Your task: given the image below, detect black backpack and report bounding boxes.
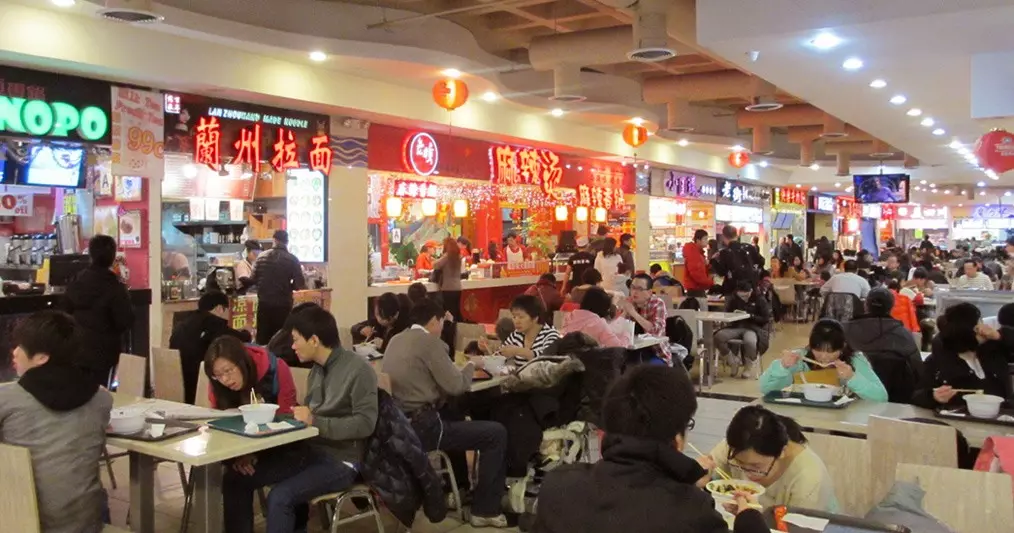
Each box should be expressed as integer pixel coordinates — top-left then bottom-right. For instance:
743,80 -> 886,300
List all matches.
728,244 -> 758,285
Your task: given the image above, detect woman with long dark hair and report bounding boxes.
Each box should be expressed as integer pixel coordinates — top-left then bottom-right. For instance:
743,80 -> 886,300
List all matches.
203,336 -> 298,413
705,406 -> 838,512
432,237 -> 463,321
760,318 -> 888,401
594,237 -> 622,291
350,292 -> 412,352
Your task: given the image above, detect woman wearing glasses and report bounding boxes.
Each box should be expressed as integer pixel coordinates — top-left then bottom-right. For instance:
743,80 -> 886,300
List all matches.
703,406 -> 838,512
203,335 -> 298,415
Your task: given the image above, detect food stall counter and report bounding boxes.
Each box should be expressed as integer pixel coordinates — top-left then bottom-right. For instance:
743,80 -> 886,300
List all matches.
366,274 -> 565,297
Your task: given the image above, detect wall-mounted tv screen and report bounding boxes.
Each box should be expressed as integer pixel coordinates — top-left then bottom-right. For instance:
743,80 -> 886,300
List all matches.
21,145 -> 86,188
853,173 -> 909,204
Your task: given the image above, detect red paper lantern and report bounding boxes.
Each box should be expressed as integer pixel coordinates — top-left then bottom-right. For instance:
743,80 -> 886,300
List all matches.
728,151 -> 750,168
432,79 -> 469,111
622,124 -> 648,148
974,129 -> 1014,175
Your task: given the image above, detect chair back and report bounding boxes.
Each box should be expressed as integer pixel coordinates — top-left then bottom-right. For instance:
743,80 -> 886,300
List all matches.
338,326 -> 354,350
895,463 -> 1014,533
194,361 -> 212,407
772,284 -> 796,309
868,416 -> 957,501
821,292 -> 862,322
552,310 -> 568,329
150,347 -> 185,403
115,353 -> 147,398
455,323 -> 486,350
0,443 -> 42,533
805,433 -> 874,516
290,367 -> 312,405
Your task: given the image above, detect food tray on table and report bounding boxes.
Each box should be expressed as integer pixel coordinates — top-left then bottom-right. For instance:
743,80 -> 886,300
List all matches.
108,422 -> 200,442
473,368 -> 493,381
763,391 -> 854,410
765,506 -> 912,532
207,415 -> 309,438
934,404 -> 1014,427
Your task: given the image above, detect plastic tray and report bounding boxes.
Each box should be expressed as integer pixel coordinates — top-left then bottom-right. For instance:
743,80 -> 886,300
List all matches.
766,506 -> 912,532
934,404 -> 1014,428
107,423 -> 199,442
763,391 -> 852,410
207,415 -> 308,438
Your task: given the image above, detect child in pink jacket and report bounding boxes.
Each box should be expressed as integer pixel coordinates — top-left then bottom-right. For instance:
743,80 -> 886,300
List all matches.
562,287 -> 632,348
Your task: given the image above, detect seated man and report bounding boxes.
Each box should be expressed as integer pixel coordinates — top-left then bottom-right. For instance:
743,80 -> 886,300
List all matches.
0,310 -> 113,533
222,307 -> 378,533
843,288 -> 924,403
820,259 -> 871,299
715,279 -> 772,379
169,291 -> 252,403
619,273 -> 672,366
953,258 -> 995,290
533,365 -> 767,533
383,299 -> 509,528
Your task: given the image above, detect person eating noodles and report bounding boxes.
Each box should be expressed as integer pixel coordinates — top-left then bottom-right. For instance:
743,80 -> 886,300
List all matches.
705,406 -> 838,512
482,294 -> 561,367
203,336 -> 298,414
759,318 -> 888,402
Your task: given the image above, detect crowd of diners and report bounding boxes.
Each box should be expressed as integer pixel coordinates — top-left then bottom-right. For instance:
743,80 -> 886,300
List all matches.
5,226 -> 1014,533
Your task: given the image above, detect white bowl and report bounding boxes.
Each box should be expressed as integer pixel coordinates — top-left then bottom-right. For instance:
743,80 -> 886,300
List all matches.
965,394 -> 1003,418
705,479 -> 766,501
238,403 -> 279,425
109,408 -> 145,434
483,355 -> 507,374
801,383 -> 837,403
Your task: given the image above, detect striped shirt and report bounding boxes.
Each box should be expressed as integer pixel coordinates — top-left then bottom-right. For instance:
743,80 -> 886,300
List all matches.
504,324 -> 562,366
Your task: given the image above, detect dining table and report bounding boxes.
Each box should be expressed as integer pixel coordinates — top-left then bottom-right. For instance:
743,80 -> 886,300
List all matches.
669,310 -> 749,389
106,393 -> 320,533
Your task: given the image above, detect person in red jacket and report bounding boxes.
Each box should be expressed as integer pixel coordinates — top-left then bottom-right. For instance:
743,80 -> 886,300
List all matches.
204,336 -> 298,414
682,229 -> 714,297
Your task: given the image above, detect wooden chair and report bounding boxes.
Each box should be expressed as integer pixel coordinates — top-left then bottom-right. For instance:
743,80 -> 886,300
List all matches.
194,362 -> 211,408
552,310 -> 570,329
0,443 -> 129,533
115,353 -> 147,398
498,308 -> 512,321
150,347 -> 185,403
895,463 -> 1014,533
338,326 -> 354,349
867,416 -> 957,502
804,432 -> 874,516
290,367 -> 311,404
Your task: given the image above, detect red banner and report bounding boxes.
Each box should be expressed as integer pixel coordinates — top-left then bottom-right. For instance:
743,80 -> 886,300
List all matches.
367,124 -> 633,194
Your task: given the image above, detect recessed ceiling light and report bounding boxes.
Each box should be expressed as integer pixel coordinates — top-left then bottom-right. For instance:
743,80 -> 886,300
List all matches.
759,160 -> 769,168
481,91 -> 498,102
980,191 -> 987,196
308,51 -> 327,62
949,140 -> 962,149
977,181 -> 987,187
631,117 -> 645,126
986,170 -> 999,180
550,108 -> 565,117
810,32 -> 843,50
944,189 -> 952,194
919,180 -> 927,185
920,117 -> 935,127
932,128 -> 946,136
731,145 -> 745,152
795,184 -> 803,188
960,190 -> 966,195
889,95 -> 907,105
958,203 -> 963,207
1006,191 -> 1012,197
441,68 -> 462,78
842,57 -> 864,70
914,186 -> 921,191
906,108 -> 922,117
51,0 -> 76,6
869,79 -> 887,89
929,183 -> 936,187
811,186 -> 818,191
677,139 -> 689,147
834,182 -> 841,188
809,163 -> 820,170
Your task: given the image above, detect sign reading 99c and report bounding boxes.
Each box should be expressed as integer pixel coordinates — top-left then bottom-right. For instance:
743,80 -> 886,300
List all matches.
0,96 -> 109,141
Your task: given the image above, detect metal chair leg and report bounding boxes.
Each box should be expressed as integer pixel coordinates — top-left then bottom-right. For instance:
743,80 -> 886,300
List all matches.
102,446 -> 118,490
179,472 -> 194,533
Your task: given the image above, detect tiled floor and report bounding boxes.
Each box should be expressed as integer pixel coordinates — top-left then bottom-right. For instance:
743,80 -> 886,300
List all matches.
102,321 -> 817,533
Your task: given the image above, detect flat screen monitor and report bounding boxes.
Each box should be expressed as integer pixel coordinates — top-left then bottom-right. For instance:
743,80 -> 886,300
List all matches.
21,145 -> 86,188
49,254 -> 89,286
853,173 -> 909,204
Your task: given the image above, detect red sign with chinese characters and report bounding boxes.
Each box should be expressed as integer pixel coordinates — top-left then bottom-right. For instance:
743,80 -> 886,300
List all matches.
577,185 -> 625,210
367,124 -> 633,194
837,196 -> 860,218
271,127 -> 299,172
775,187 -> 807,206
393,180 -> 438,198
403,132 -> 439,176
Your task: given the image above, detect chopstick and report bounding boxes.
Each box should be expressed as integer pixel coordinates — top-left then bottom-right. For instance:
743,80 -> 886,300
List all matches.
801,356 -> 831,368
686,442 -> 733,481
951,388 -> 985,394
249,389 -> 258,406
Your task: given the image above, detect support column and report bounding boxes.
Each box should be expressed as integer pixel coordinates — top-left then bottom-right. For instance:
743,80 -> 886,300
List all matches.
148,166 -> 163,347
633,193 -> 650,272
327,165 -> 369,327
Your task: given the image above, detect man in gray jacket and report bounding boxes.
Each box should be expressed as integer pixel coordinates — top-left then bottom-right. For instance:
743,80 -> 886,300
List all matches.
0,310 -> 113,533
221,306 -> 378,533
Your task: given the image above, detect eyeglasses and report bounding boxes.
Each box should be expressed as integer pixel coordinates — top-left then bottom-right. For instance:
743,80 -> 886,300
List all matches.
630,285 -> 650,292
687,417 -> 696,432
727,453 -> 777,477
212,366 -> 240,382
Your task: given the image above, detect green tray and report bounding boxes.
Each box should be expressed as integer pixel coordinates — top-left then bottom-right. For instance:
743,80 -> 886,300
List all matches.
207,414 -> 309,438
762,391 -> 851,410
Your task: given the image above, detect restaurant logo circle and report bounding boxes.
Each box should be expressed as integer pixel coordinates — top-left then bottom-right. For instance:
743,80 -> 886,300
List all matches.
403,132 -> 439,176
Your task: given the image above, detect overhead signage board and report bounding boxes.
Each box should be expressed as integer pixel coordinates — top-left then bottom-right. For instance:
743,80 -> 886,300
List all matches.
0,65 -> 112,144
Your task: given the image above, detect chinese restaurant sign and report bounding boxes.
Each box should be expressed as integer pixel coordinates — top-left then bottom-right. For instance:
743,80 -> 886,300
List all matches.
163,93 -> 332,175
577,184 -> 625,209
393,179 -> 438,198
367,124 -> 633,195
662,171 -> 718,200
718,179 -> 769,205
774,187 -> 807,207
0,65 -> 112,144
809,195 -> 835,213
972,205 -> 1014,219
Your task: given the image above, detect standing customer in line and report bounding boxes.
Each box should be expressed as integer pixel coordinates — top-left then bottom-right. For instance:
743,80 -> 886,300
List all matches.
682,229 -> 713,298
594,237 -> 623,291
432,237 -> 464,321
64,234 -> 135,387
251,230 -> 306,344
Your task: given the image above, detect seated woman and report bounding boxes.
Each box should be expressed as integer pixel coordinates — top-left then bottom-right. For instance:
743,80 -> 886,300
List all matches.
760,318 -> 889,402
204,335 -> 298,413
715,279 -> 771,379
843,288 -> 923,404
500,294 -> 562,367
706,406 -> 839,513
787,256 -> 810,281
562,286 -> 630,348
913,302 -> 1014,409
567,268 -> 603,307
350,292 -> 412,352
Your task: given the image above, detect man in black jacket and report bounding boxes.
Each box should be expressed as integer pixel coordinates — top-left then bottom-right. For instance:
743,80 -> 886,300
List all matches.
843,288 -> 924,404
712,225 -> 761,295
169,292 -> 252,403
533,365 -> 767,533
251,230 -> 306,344
64,235 -> 134,387
715,280 -> 772,379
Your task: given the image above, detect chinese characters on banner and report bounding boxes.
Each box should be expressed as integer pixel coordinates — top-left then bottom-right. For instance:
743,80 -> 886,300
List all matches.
393,180 -> 438,198
110,87 -> 165,178
775,187 -> 807,206
403,132 -> 439,176
489,145 -> 563,199
577,184 -> 625,210
193,119 -> 332,176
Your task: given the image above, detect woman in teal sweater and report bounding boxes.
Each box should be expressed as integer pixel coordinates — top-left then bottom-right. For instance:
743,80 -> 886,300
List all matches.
760,318 -> 889,402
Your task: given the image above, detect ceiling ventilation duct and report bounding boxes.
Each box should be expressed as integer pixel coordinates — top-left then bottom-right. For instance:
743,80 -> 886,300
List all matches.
869,140 -> 895,159
98,0 -> 164,23
665,100 -> 695,132
550,65 -> 586,102
597,0 -> 675,62
836,153 -> 850,176
744,95 -> 782,112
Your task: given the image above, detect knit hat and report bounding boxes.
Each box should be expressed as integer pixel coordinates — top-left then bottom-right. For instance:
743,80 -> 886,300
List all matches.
867,287 -> 895,316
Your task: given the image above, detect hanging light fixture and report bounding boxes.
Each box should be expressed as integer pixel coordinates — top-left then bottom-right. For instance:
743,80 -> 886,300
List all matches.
421,198 -> 438,216
575,206 -> 589,222
385,197 -> 403,217
452,199 -> 468,218
555,205 -> 569,221
594,207 -> 607,223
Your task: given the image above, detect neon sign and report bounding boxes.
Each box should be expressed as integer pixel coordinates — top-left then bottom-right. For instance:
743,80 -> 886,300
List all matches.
775,187 -> 807,206
233,123 -> 262,172
489,145 -> 563,199
309,135 -> 332,176
271,127 -> 299,172
0,97 -> 108,141
403,132 -> 439,176
393,179 -> 438,198
578,184 -> 625,210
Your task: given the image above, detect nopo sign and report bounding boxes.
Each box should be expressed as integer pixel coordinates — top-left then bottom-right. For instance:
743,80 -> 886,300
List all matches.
0,97 -> 109,141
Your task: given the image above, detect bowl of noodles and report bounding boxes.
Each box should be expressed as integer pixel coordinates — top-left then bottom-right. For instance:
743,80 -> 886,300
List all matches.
705,479 -> 765,502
